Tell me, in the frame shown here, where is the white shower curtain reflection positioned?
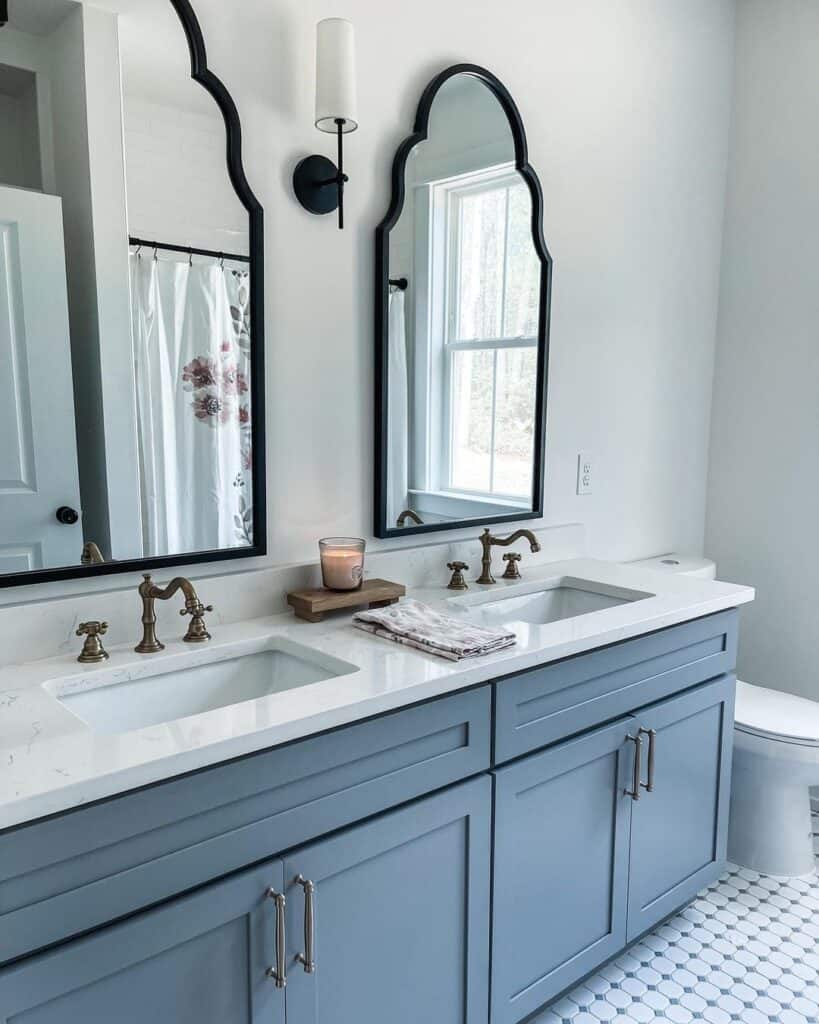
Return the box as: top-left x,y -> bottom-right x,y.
130,254 -> 253,557
387,289 -> 409,526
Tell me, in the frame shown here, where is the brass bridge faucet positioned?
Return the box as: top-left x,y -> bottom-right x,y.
477,528 -> 541,585
135,574 -> 213,654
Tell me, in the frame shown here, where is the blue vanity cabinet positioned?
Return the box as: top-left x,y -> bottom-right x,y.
0,778 -> 491,1024
490,718 -> 635,1024
626,673 -> 735,940
491,673 -> 737,1024
0,859 -> 287,1024
0,613 -> 741,1024
283,775 -> 492,1024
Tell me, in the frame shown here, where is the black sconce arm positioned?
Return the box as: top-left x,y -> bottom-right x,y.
292,118 -> 352,231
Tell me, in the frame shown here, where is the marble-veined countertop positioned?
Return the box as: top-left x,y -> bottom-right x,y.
0,559 -> 754,831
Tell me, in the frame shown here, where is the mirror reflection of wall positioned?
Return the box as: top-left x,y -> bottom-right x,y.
0,0 -> 257,581
383,72 -> 547,535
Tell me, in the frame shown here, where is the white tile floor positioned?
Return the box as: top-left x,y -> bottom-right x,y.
534,816 -> 819,1024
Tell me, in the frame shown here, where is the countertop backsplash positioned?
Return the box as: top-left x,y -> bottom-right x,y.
0,524 -> 584,669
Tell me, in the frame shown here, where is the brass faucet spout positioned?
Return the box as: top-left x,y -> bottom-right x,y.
476,528 -> 541,585
135,575 -> 213,654
396,508 -> 424,528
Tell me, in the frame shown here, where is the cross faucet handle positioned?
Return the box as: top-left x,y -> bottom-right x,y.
180,602 -> 214,618
446,562 -> 470,591
77,620 -> 108,638
502,552 -> 522,580
180,601 -> 213,644
76,621 -> 109,664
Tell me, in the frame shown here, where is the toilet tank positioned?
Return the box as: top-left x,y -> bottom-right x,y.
627,553 -> 717,580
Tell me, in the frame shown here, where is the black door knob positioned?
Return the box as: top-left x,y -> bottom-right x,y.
56,506 -> 80,525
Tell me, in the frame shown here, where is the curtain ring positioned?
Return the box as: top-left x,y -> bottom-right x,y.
153,247 -> 158,262
189,250 -> 193,267
135,244 -> 142,259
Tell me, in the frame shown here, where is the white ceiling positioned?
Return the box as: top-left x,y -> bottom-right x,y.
6,0 -> 77,35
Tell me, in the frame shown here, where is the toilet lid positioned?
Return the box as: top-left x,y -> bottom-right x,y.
735,679 -> 819,745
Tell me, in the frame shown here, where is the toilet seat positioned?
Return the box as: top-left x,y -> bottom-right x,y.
735,679 -> 819,747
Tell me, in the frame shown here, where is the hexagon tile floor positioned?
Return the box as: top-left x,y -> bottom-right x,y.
534,849 -> 819,1023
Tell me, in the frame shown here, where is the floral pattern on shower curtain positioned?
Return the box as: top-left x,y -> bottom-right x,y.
130,254 -> 253,557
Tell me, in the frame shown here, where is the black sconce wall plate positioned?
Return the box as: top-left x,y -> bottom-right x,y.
293,155 -> 341,215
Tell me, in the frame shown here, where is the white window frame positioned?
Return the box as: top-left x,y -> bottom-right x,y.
435,163 -> 537,503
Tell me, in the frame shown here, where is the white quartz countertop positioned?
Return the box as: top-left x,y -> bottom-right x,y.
0,559 -> 753,831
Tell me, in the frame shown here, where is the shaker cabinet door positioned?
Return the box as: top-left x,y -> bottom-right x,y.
626,674 -> 736,941
491,718 -> 635,1024
282,776 -> 492,1024
0,859 -> 286,1024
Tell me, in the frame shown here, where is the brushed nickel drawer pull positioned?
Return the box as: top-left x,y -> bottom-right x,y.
265,888 -> 287,989
639,728 -> 657,793
626,733 -> 643,801
295,875 -> 316,973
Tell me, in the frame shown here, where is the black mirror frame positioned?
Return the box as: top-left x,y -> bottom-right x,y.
0,0 -> 266,590
374,64 -> 552,539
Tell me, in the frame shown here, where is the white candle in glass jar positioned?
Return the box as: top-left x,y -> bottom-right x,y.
319,538 -> 365,590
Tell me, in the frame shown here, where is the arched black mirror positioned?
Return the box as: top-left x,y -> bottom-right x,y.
375,65 -> 552,538
0,0 -> 264,589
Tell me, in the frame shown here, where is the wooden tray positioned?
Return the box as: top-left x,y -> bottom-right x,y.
287,579 -> 405,622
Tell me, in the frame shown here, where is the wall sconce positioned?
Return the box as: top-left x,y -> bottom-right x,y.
293,18 -> 358,230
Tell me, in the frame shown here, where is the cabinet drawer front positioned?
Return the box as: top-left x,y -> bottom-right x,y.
491,718 -> 634,1024
494,610 -> 738,763
626,674 -> 735,940
0,686 -> 490,965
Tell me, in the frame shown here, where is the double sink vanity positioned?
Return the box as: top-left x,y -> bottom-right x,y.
0,560 -> 753,1024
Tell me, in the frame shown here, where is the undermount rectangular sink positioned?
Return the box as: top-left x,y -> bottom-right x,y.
45,639 -> 359,735
448,577 -> 653,628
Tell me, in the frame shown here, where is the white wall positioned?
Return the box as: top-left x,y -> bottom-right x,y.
705,0 -> 819,701
0,83 -> 42,190
0,94 -> 28,188
0,0 -> 736,605
82,4 -> 144,561
124,95 -> 249,254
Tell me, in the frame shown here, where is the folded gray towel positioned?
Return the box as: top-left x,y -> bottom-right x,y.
353,598 -> 516,661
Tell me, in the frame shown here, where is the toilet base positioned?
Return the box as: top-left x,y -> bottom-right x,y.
728,741 -> 817,877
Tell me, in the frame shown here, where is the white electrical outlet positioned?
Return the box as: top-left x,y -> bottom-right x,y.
576,452 -> 593,495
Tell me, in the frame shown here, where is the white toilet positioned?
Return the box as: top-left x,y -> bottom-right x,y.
630,553 -> 819,878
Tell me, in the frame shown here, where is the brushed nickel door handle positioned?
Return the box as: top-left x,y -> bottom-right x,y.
295,875 -> 316,973
625,733 -> 643,801
639,728 -> 657,793
265,888 -> 287,988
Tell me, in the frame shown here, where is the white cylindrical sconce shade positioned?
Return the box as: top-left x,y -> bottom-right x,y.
315,18 -> 358,134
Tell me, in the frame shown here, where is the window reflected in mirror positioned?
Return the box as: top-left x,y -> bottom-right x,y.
377,69 -> 550,537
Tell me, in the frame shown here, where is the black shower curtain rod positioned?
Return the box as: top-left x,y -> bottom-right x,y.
129,236 -> 251,265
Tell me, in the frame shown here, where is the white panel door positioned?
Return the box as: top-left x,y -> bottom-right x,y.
0,185 -> 82,573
